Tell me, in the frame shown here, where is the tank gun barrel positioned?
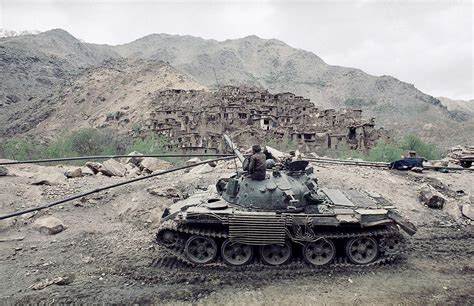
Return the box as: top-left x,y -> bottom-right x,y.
223,134 -> 245,163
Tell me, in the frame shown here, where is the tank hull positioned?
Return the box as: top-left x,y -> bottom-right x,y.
156,188 -> 411,267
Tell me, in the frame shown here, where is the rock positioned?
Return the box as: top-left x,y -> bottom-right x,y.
185,157 -> 201,166
31,172 -> 65,186
124,163 -> 141,176
207,160 -> 217,167
462,204 -> 474,220
64,168 -> 82,178
128,167 -> 141,177
411,167 -> 423,173
29,275 -> 75,290
0,166 -> 8,176
140,157 -> 172,172
101,159 -> 127,177
189,163 -> 214,174
81,166 -> 95,176
125,151 -> 144,166
265,146 -> 285,159
366,191 -> 382,198
419,184 -> 446,209
33,216 -> 65,235
0,218 -> 16,231
85,162 -> 102,174
147,186 -> 181,198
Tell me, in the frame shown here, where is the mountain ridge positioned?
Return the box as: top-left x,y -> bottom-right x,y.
0,29 -> 471,147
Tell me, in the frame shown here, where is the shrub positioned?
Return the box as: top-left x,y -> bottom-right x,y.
366,141 -> 403,162
126,134 -> 169,154
0,139 -> 40,161
399,134 -> 441,160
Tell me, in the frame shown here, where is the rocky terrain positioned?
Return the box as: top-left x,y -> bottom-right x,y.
32,59 -> 206,139
0,154 -> 473,304
438,97 -> 474,120
1,29 -> 472,147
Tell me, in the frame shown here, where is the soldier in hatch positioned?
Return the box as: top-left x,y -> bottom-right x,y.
243,144 -> 267,180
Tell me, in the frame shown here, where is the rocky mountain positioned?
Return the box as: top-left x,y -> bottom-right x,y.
0,29 -> 121,134
0,29 -> 472,147
32,58 -> 206,138
0,29 -> 41,38
438,97 -> 474,119
115,34 -> 473,146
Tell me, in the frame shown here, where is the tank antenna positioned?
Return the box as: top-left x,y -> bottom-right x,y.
229,134 -> 239,173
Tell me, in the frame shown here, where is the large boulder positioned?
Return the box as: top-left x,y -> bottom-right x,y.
125,151 -> 144,166
140,157 -> 172,173
100,159 -> 127,177
419,184 -> 446,209
85,162 -> 102,174
462,204 -> 474,220
185,157 -> 201,166
0,166 -> 8,176
124,163 -> 141,177
33,216 -> 65,235
81,166 -> 95,176
64,168 -> 82,178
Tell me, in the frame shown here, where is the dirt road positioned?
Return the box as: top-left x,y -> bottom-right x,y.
0,161 -> 473,304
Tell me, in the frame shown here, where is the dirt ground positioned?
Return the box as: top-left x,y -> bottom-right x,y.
0,160 -> 473,304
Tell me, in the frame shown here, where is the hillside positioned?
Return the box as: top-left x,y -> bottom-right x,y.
0,29 -> 472,147
115,34 -> 473,146
438,97 -> 474,120
32,58 -> 206,138
0,29 -> 120,135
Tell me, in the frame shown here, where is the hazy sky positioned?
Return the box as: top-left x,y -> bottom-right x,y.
1,0 -> 473,99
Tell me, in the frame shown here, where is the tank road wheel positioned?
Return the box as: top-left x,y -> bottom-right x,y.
259,241 -> 292,266
184,235 -> 218,265
303,238 -> 336,266
221,239 -> 254,266
380,236 -> 403,255
156,230 -> 179,248
460,161 -> 472,168
345,237 -> 379,264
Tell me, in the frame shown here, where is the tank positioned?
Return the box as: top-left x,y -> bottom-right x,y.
155,135 -> 417,267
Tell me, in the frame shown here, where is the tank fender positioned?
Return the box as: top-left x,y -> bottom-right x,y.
387,210 -> 417,236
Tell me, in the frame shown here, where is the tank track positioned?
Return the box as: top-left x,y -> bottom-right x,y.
154,221 -> 407,270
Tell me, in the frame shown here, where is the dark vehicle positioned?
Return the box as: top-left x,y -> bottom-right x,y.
156,135 -> 416,266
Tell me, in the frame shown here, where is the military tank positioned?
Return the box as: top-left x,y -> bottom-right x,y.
156,135 -> 416,267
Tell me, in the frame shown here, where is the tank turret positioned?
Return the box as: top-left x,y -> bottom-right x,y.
219,134 -> 322,211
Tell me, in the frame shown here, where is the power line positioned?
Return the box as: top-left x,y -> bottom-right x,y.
0,156 -> 235,221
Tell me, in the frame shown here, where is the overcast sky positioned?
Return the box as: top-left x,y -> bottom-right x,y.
1,0 -> 472,100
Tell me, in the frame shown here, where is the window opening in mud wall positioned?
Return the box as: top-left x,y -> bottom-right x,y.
348,127 -> 356,141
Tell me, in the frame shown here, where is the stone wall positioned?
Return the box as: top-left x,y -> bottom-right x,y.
140,86 -> 390,152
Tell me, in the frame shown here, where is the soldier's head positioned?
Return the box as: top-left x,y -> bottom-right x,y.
252,144 -> 262,154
